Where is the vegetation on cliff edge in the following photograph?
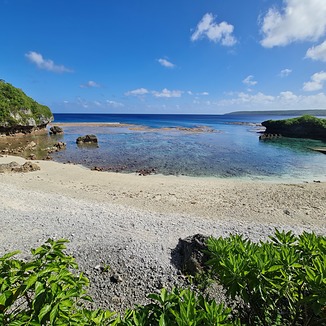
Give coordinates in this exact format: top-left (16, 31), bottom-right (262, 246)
top-left (262, 115), bottom-right (326, 140)
top-left (0, 80), bottom-right (53, 127)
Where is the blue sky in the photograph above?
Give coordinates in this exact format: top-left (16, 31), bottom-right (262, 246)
top-left (1, 0), bottom-right (326, 114)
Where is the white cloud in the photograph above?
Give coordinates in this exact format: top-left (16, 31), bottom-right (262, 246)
top-left (158, 58), bottom-right (175, 68)
top-left (80, 80), bottom-right (100, 88)
top-left (279, 91), bottom-right (297, 100)
top-left (106, 100), bottom-right (124, 108)
top-left (303, 71), bottom-right (326, 91)
top-left (152, 88), bottom-right (183, 98)
top-left (25, 51), bottom-right (72, 73)
top-left (217, 90), bottom-right (326, 110)
top-left (125, 88), bottom-right (149, 96)
top-left (280, 68), bottom-right (292, 77)
top-left (243, 75), bottom-right (257, 86)
top-left (306, 40), bottom-right (326, 61)
top-left (187, 91), bottom-right (209, 96)
top-left (191, 13), bottom-right (237, 46)
top-left (260, 0), bottom-right (326, 48)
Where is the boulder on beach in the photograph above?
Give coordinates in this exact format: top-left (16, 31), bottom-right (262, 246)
top-left (0, 161), bottom-right (40, 173)
top-left (76, 134), bottom-right (98, 145)
top-left (49, 125), bottom-right (64, 135)
top-left (172, 234), bottom-right (209, 275)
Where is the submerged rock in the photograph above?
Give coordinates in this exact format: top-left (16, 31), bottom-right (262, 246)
top-left (49, 125), bottom-right (64, 135)
top-left (76, 134), bottom-right (98, 145)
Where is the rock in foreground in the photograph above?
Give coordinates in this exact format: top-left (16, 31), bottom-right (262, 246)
top-left (0, 161), bottom-right (40, 173)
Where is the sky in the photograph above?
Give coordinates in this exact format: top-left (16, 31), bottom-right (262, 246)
top-left (1, 0), bottom-right (326, 114)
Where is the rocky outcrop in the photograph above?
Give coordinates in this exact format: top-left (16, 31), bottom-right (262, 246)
top-left (261, 115), bottom-right (326, 140)
top-left (49, 125), bottom-right (64, 135)
top-left (0, 81), bottom-right (53, 135)
top-left (0, 161), bottom-right (40, 173)
top-left (76, 134), bottom-right (98, 145)
top-left (172, 234), bottom-right (209, 275)
top-left (259, 133), bottom-right (282, 140)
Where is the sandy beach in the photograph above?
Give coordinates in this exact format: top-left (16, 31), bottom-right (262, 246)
top-left (0, 154), bottom-right (325, 311)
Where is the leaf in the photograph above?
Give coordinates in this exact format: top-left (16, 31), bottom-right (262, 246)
top-left (267, 265), bottom-right (283, 273)
top-left (0, 290), bottom-right (13, 306)
top-left (49, 303), bottom-right (59, 325)
top-left (26, 274), bottom-right (38, 290)
top-left (38, 303), bottom-right (52, 322)
top-left (0, 250), bottom-right (20, 260)
top-left (159, 313), bottom-right (167, 326)
top-left (305, 267), bottom-right (316, 281)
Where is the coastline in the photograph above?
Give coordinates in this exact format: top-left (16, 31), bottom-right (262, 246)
top-left (1, 154), bottom-right (325, 226)
top-left (1, 154), bottom-right (325, 311)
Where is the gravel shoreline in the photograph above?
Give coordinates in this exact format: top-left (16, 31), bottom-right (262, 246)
top-left (1, 155), bottom-right (325, 312)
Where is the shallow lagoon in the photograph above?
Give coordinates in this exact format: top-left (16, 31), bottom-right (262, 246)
top-left (49, 114), bottom-right (326, 181)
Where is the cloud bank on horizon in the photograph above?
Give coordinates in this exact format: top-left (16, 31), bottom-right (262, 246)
top-left (1, 0), bottom-right (326, 114)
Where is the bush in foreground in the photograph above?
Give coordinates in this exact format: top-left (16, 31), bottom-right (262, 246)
top-left (206, 229), bottom-right (326, 325)
top-left (0, 230), bottom-right (325, 325)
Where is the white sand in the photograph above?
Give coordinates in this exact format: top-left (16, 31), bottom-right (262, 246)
top-left (0, 155), bottom-right (325, 310)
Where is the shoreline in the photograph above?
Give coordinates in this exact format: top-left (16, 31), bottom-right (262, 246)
top-left (1, 154), bottom-right (325, 311)
top-left (0, 154), bottom-right (325, 225)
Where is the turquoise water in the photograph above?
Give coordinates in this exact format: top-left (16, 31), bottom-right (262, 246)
top-left (51, 114), bottom-right (326, 181)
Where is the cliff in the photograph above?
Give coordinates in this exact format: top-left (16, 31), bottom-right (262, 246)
top-left (0, 80), bottom-right (53, 135)
top-left (261, 115), bottom-right (326, 141)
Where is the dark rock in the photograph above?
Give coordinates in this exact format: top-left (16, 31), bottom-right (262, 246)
top-left (53, 142), bottom-right (66, 151)
top-left (172, 234), bottom-right (209, 275)
top-left (137, 168), bottom-right (156, 176)
top-left (49, 125), bottom-right (64, 135)
top-left (110, 274), bottom-right (123, 284)
top-left (76, 134), bottom-right (98, 144)
top-left (259, 133), bottom-right (282, 140)
top-left (91, 166), bottom-right (104, 171)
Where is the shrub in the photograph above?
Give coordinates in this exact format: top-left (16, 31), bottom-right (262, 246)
top-left (0, 239), bottom-right (115, 325)
top-left (1, 231), bottom-right (325, 325)
top-left (119, 288), bottom-right (237, 326)
top-left (206, 229), bottom-right (326, 325)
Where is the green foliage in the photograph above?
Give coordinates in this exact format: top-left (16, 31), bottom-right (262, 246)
top-left (261, 115), bottom-right (326, 140)
top-left (0, 240), bottom-right (237, 326)
top-left (0, 239), bottom-right (116, 325)
top-left (206, 229), bottom-right (326, 325)
top-left (1, 231), bottom-right (326, 325)
top-left (119, 288), bottom-right (237, 326)
top-left (0, 80), bottom-right (53, 126)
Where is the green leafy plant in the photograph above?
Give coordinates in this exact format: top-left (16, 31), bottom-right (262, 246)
top-left (1, 231), bottom-right (325, 325)
top-left (119, 287), bottom-right (238, 326)
top-left (0, 239), bottom-right (116, 325)
top-left (206, 229), bottom-right (326, 325)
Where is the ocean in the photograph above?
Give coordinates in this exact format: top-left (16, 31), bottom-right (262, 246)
top-left (50, 113), bottom-right (326, 181)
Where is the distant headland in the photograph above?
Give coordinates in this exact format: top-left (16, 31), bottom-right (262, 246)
top-left (225, 109), bottom-right (326, 116)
